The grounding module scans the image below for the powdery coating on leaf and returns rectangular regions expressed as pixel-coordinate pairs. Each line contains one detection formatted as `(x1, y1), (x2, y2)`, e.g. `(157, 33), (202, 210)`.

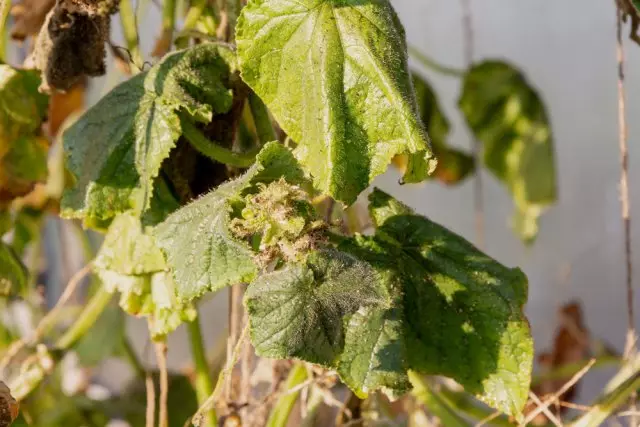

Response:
(0, 242), (27, 297)
(154, 142), (305, 302)
(94, 213), (196, 340)
(458, 60), (556, 243)
(244, 249), (389, 364)
(338, 291), (410, 399)
(236, 0), (435, 204)
(61, 44), (238, 224)
(364, 189), (533, 416)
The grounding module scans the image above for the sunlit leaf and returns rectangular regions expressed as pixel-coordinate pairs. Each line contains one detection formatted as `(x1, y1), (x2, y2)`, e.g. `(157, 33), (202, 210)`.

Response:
(354, 189), (532, 416)
(154, 142), (305, 302)
(236, 0), (435, 203)
(95, 213), (196, 340)
(61, 44), (238, 225)
(459, 61), (556, 243)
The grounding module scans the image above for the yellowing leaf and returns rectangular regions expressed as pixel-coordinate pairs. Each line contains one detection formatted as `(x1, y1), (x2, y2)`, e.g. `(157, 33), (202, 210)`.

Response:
(236, 0), (435, 204)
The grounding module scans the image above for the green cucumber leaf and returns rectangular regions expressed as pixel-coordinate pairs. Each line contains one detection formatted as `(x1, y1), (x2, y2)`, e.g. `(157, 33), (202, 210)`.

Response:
(154, 142), (305, 302)
(244, 188), (532, 417)
(61, 44), (238, 224)
(236, 0), (435, 204)
(244, 249), (389, 364)
(458, 60), (556, 243)
(360, 189), (532, 416)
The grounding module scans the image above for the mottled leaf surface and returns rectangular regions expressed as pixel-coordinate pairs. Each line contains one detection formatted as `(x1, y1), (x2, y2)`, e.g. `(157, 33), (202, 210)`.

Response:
(0, 241), (27, 297)
(154, 142), (305, 302)
(95, 213), (196, 339)
(62, 44), (238, 224)
(459, 61), (556, 242)
(353, 189), (532, 416)
(402, 73), (474, 185)
(245, 250), (388, 364)
(236, 0), (435, 203)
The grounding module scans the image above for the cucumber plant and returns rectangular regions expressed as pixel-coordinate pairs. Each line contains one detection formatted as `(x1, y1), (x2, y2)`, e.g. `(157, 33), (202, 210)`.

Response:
(0, 0), (565, 425)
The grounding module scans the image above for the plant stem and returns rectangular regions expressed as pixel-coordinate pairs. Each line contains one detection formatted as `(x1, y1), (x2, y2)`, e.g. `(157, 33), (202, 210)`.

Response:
(187, 315), (217, 427)
(190, 324), (248, 427)
(531, 354), (620, 387)
(408, 371), (470, 427)
(0, 0), (10, 62)
(266, 363), (308, 427)
(154, 341), (169, 427)
(176, 0), (208, 48)
(248, 92), (276, 144)
(571, 366), (640, 426)
(408, 46), (465, 78)
(55, 287), (113, 350)
(162, 0), (177, 48)
(119, 0), (142, 70)
(181, 117), (258, 167)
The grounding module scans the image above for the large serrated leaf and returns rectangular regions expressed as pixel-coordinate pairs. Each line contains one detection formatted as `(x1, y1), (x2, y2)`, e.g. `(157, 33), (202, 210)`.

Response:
(458, 60), (556, 243)
(360, 189), (532, 416)
(154, 142), (305, 302)
(236, 0), (435, 204)
(95, 213), (196, 340)
(61, 44), (238, 224)
(0, 241), (27, 297)
(245, 249), (389, 364)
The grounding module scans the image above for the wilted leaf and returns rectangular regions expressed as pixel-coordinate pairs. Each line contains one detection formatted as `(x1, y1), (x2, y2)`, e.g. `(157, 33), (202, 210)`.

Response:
(61, 44), (238, 225)
(0, 65), (49, 205)
(401, 73), (474, 185)
(0, 381), (19, 426)
(154, 141), (305, 302)
(10, 0), (55, 41)
(95, 213), (196, 339)
(527, 302), (590, 424)
(459, 61), (556, 243)
(236, 0), (435, 203)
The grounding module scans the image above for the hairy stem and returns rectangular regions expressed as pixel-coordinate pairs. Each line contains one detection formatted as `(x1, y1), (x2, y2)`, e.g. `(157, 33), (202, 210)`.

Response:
(266, 363), (308, 427)
(248, 92), (276, 145)
(181, 117), (258, 167)
(187, 315), (217, 427)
